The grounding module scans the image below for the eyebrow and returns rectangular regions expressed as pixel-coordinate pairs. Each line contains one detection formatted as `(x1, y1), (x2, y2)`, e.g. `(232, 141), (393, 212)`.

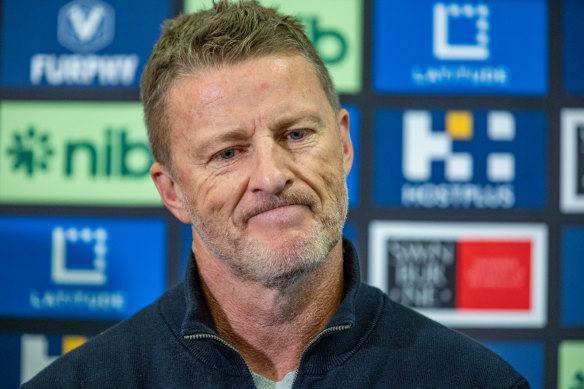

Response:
(192, 111), (327, 154)
(194, 128), (251, 155)
(270, 112), (326, 131)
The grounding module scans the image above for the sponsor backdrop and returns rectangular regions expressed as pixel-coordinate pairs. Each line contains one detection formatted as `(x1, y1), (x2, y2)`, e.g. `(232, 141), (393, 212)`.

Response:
(0, 0), (582, 387)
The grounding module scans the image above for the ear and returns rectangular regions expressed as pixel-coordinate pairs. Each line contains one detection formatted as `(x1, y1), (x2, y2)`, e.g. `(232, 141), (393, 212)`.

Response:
(150, 162), (191, 224)
(337, 108), (354, 177)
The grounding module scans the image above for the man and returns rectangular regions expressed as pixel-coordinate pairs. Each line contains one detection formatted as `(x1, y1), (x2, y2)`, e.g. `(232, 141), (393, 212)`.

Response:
(25, 1), (530, 388)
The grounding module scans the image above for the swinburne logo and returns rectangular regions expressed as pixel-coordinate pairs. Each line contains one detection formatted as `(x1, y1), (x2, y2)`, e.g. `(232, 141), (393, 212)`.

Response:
(29, 0), (139, 86)
(369, 221), (547, 328)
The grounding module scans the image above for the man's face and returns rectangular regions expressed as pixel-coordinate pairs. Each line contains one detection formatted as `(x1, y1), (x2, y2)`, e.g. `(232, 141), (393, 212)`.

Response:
(158, 54), (353, 288)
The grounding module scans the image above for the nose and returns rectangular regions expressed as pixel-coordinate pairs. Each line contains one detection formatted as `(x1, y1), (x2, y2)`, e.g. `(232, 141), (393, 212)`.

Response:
(249, 138), (293, 195)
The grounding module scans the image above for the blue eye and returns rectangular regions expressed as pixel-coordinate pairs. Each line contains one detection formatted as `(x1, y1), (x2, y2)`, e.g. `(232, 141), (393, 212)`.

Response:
(289, 131), (305, 140)
(219, 149), (236, 159)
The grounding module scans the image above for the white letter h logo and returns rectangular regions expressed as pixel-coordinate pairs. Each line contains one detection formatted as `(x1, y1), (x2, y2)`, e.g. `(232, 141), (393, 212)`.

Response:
(403, 111), (473, 181)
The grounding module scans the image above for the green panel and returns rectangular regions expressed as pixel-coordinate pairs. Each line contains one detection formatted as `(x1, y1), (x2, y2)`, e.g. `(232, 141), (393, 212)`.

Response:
(183, 0), (363, 94)
(0, 101), (161, 206)
(558, 341), (584, 389)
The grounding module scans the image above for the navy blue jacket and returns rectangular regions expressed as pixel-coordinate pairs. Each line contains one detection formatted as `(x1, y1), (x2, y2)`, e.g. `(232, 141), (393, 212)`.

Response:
(24, 239), (530, 388)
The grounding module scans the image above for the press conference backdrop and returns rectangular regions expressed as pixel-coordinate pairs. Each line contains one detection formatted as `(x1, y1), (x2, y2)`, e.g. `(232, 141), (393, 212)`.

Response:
(0, 0), (582, 387)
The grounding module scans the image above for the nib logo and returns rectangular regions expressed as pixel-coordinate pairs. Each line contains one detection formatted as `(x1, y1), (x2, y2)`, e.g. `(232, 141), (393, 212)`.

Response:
(6, 128), (54, 176)
(4, 127), (152, 178)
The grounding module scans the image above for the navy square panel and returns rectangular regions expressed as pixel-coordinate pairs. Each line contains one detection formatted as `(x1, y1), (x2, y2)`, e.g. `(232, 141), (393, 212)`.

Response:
(561, 227), (584, 326)
(1, 0), (170, 88)
(373, 0), (548, 95)
(483, 342), (545, 389)
(563, 0), (584, 95)
(345, 105), (361, 208)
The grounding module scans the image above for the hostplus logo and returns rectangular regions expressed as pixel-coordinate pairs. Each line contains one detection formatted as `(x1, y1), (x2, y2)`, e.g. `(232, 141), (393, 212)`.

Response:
(30, 0), (139, 86)
(401, 110), (516, 208)
(5, 127), (152, 178)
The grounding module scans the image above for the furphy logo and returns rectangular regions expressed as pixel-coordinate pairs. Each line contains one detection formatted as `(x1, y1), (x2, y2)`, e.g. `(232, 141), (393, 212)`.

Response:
(186, 0), (363, 93)
(369, 221), (547, 327)
(1, 0), (169, 88)
(373, 0), (547, 94)
(373, 109), (546, 209)
(561, 109), (584, 213)
(33, 0), (138, 86)
(0, 216), (167, 320)
(0, 333), (91, 386)
(0, 102), (160, 205)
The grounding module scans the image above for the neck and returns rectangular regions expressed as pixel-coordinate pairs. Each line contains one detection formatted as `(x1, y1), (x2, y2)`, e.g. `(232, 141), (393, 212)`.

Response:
(194, 240), (345, 381)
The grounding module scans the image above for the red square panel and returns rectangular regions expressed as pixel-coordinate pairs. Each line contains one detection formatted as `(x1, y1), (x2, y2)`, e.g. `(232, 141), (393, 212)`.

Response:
(456, 240), (531, 310)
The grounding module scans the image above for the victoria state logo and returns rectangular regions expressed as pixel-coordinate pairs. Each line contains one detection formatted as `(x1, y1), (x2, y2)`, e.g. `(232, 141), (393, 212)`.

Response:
(4, 126), (153, 178)
(57, 0), (115, 53)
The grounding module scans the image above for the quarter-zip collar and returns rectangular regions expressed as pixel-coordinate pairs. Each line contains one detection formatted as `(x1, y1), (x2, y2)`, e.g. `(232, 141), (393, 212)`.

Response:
(180, 238), (360, 338)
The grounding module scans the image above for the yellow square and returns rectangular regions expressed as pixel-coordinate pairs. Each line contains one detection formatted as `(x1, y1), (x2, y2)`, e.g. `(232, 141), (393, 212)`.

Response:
(446, 111), (473, 140)
(62, 335), (87, 354)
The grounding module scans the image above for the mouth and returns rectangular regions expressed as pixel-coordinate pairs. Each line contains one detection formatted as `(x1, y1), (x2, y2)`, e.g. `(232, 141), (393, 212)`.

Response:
(247, 204), (311, 229)
(242, 194), (315, 224)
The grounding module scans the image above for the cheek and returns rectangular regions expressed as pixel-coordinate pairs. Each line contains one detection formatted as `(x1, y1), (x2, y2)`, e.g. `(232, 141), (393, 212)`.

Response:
(299, 138), (346, 198)
(187, 170), (247, 218)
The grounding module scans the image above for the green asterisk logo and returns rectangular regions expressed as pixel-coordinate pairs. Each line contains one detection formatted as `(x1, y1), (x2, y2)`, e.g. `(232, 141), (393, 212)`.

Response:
(571, 370), (584, 389)
(6, 127), (54, 176)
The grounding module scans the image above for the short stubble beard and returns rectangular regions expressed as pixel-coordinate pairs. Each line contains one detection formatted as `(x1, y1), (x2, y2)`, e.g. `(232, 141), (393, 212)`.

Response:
(182, 176), (349, 290)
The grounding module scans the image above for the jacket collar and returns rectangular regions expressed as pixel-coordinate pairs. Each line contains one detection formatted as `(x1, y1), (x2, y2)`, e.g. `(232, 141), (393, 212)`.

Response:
(180, 238), (360, 337)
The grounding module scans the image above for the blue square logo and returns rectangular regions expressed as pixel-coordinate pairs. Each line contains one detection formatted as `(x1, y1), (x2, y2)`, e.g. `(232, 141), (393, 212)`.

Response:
(483, 342), (545, 389)
(373, 0), (548, 95)
(563, 0), (584, 95)
(561, 227), (584, 326)
(0, 216), (167, 320)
